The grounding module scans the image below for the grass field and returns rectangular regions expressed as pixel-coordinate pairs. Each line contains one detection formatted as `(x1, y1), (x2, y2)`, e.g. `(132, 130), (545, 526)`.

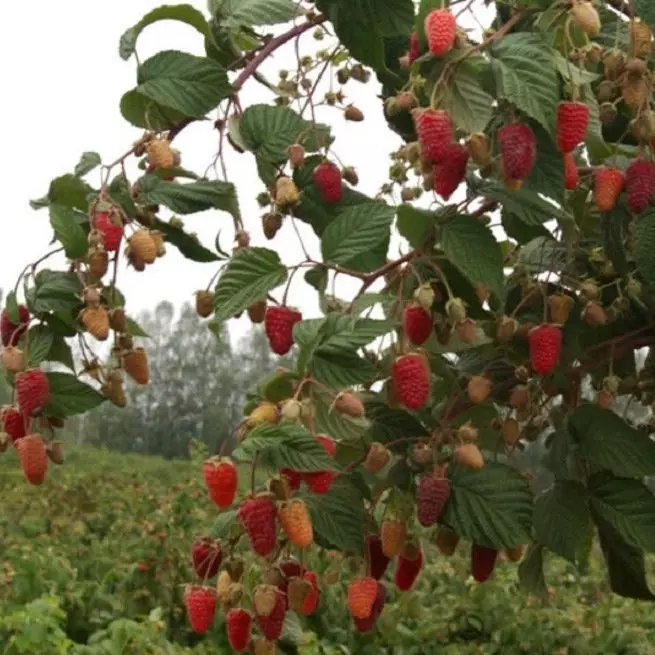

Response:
(1, 444), (654, 654)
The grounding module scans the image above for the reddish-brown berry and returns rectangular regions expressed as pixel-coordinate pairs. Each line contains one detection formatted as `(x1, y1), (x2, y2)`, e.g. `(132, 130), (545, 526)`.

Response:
(498, 122), (537, 181)
(408, 32), (421, 64)
(238, 496), (278, 557)
(556, 101), (590, 154)
(313, 160), (343, 204)
(256, 588), (287, 641)
(528, 324), (562, 375)
(354, 581), (387, 633)
(16, 368), (50, 416)
(626, 157), (655, 215)
(365, 534), (391, 580)
(191, 537), (223, 580)
(0, 305), (30, 347)
(16, 434), (48, 485)
(413, 108), (454, 162)
(594, 167), (625, 211)
(391, 353), (431, 410)
(347, 576), (378, 619)
(416, 474), (450, 527)
(403, 302), (432, 345)
(202, 456), (238, 508)
(424, 9), (456, 57)
(471, 544), (498, 582)
(264, 306), (302, 356)
(226, 608), (252, 652)
(395, 545), (423, 591)
(300, 569), (320, 615)
(433, 142), (469, 200)
(281, 467), (303, 491)
(184, 585), (217, 634)
(563, 152), (579, 190)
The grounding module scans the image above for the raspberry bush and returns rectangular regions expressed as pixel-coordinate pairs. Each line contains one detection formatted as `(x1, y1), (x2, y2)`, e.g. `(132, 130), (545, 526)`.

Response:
(3, 0), (655, 649)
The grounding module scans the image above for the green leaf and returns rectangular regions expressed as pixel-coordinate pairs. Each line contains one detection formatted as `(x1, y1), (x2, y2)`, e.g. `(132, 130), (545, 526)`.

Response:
(518, 543), (549, 600)
(218, 0), (301, 26)
(151, 218), (219, 263)
(119, 4), (210, 60)
(259, 370), (299, 403)
(518, 236), (569, 274)
(321, 203), (394, 267)
(137, 175), (240, 220)
(5, 291), (20, 324)
(303, 476), (368, 553)
(74, 152), (102, 177)
(489, 33), (559, 134)
(533, 480), (592, 563)
(120, 89), (188, 131)
(569, 404), (655, 478)
(126, 317), (150, 338)
(134, 50), (232, 118)
(601, 211), (629, 277)
(443, 462), (533, 549)
(213, 247), (287, 322)
(523, 121), (564, 203)
(442, 58), (494, 134)
(304, 266), (328, 294)
(232, 423), (341, 472)
(396, 204), (439, 248)
(24, 325), (54, 368)
(300, 314), (394, 354)
(365, 397), (429, 448)
(440, 216), (504, 299)
(552, 51), (599, 86)
(49, 205), (88, 260)
(47, 335), (75, 370)
(635, 0), (655, 28)
(309, 350), (378, 389)
(211, 510), (239, 539)
(634, 210), (655, 292)
(45, 372), (106, 417)
(31, 271), (83, 314)
(48, 174), (94, 212)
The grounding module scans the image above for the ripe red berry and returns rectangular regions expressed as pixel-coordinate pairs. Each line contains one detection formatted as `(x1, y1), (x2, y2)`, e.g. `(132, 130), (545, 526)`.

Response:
(403, 302), (432, 345)
(354, 581), (387, 633)
(16, 434), (48, 485)
(304, 434), (337, 494)
(556, 101), (590, 154)
(184, 585), (217, 634)
(528, 324), (562, 376)
(300, 569), (320, 615)
(408, 32), (421, 64)
(433, 142), (469, 200)
(413, 108), (454, 162)
(563, 152), (579, 190)
(238, 496), (278, 557)
(1, 406), (26, 443)
(16, 368), (50, 416)
(281, 467), (303, 491)
(226, 607), (252, 652)
(395, 546), (423, 591)
(626, 157), (655, 215)
(1, 305), (30, 347)
(264, 305), (302, 356)
(424, 8), (456, 57)
(93, 211), (123, 252)
(313, 160), (343, 204)
(364, 534), (390, 581)
(498, 122), (537, 181)
(202, 456), (238, 508)
(255, 587), (287, 641)
(470, 544), (498, 583)
(594, 166), (625, 212)
(391, 353), (431, 410)
(416, 474), (450, 527)
(191, 536), (223, 580)
(347, 576), (378, 619)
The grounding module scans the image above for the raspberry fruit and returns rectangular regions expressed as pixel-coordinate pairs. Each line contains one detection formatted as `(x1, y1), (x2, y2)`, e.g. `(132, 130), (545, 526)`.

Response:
(1, 406), (26, 443)
(391, 353), (431, 410)
(93, 211), (123, 252)
(202, 456), (238, 508)
(471, 544), (498, 583)
(16, 434), (48, 485)
(408, 32), (421, 64)
(300, 569), (320, 615)
(184, 585), (217, 634)
(129, 229), (157, 265)
(433, 143), (469, 200)
(191, 536), (222, 580)
(123, 347), (149, 385)
(313, 160), (343, 204)
(304, 434), (337, 494)
(278, 498), (313, 548)
(528, 323), (562, 375)
(594, 166), (625, 211)
(424, 9), (456, 57)
(16, 368), (50, 416)
(563, 152), (579, 190)
(80, 306), (110, 341)
(1, 305), (30, 347)
(195, 290), (214, 318)
(354, 581), (387, 633)
(403, 302), (432, 345)
(281, 467), (303, 491)
(380, 519), (406, 559)
(556, 101), (590, 153)
(238, 495), (278, 557)
(416, 474), (450, 527)
(394, 544), (423, 591)
(226, 607), (252, 652)
(626, 157), (655, 215)
(498, 122), (537, 181)
(413, 108), (454, 162)
(347, 576), (378, 619)
(365, 534), (390, 580)
(264, 305), (302, 355)
(455, 442), (485, 470)
(255, 587), (287, 641)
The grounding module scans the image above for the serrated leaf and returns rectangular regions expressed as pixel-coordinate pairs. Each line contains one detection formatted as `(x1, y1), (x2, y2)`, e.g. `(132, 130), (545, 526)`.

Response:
(312, 314), (394, 353)
(126, 317), (150, 338)
(634, 210), (655, 292)
(134, 50), (232, 118)
(24, 325), (54, 368)
(309, 350), (377, 389)
(31, 271), (83, 314)
(552, 51), (599, 85)
(151, 218), (219, 263)
(635, 0), (655, 29)
(442, 58), (494, 134)
(518, 543), (549, 600)
(49, 205), (88, 260)
(364, 396), (430, 449)
(440, 216), (504, 299)
(518, 236), (569, 274)
(321, 203), (394, 267)
(219, 0), (301, 27)
(210, 510), (238, 539)
(45, 372), (106, 417)
(48, 174), (94, 212)
(232, 423), (341, 472)
(569, 404), (655, 478)
(119, 4), (211, 60)
(5, 291), (20, 324)
(258, 370), (298, 402)
(304, 266), (328, 293)
(533, 481), (592, 563)
(120, 89), (188, 131)
(47, 335), (75, 370)
(397, 204), (439, 248)
(490, 33), (559, 133)
(74, 152), (102, 177)
(214, 247), (287, 322)
(443, 462), (533, 549)
(601, 210), (629, 277)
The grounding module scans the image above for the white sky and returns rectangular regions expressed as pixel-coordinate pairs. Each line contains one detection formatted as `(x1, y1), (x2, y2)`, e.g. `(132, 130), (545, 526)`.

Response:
(0, 1), (492, 340)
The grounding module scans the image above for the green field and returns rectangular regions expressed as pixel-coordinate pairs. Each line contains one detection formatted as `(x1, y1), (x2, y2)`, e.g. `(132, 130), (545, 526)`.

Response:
(1, 445), (654, 655)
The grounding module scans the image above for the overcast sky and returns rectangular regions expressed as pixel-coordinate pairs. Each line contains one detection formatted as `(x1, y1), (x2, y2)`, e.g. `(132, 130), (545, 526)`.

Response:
(0, 1), (491, 339)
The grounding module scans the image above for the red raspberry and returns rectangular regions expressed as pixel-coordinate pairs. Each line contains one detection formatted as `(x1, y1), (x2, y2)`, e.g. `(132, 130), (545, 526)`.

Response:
(626, 157), (655, 215)
(93, 211), (123, 252)
(433, 142), (469, 200)
(16, 368), (50, 416)
(277, 559), (303, 595)
(226, 607), (252, 652)
(498, 122), (537, 181)
(313, 160), (343, 204)
(563, 152), (579, 190)
(408, 32), (421, 64)
(424, 8), (456, 57)
(416, 474), (450, 527)
(347, 576), (378, 619)
(281, 467), (302, 491)
(413, 108), (454, 162)
(364, 534), (390, 580)
(300, 569), (320, 615)
(238, 496), (278, 557)
(394, 546), (423, 591)
(202, 456), (238, 508)
(191, 536), (222, 580)
(304, 434), (337, 494)
(1, 305), (30, 347)
(16, 434), (48, 485)
(594, 166), (625, 212)
(403, 302), (432, 345)
(184, 585), (217, 634)
(470, 544), (498, 583)
(256, 587), (287, 641)
(264, 305), (302, 356)
(1, 406), (27, 443)
(528, 324), (562, 375)
(354, 581), (387, 633)
(391, 353), (431, 410)
(556, 101), (590, 154)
